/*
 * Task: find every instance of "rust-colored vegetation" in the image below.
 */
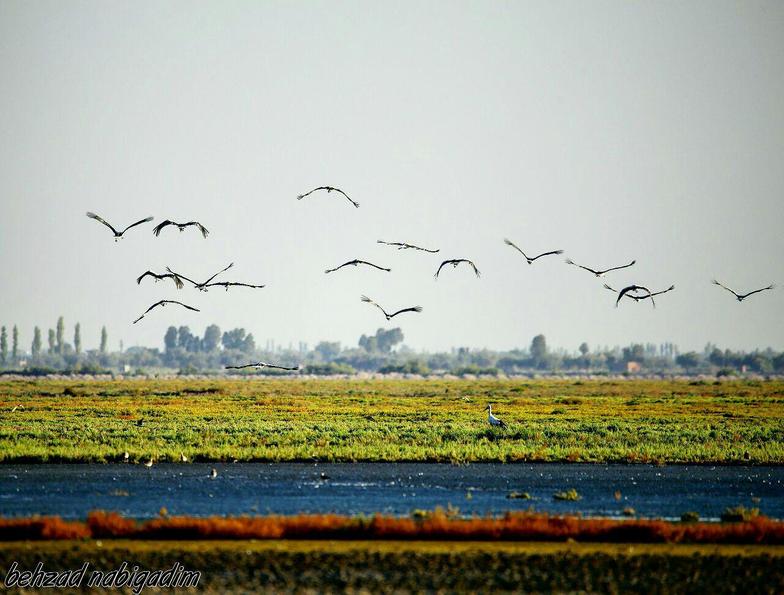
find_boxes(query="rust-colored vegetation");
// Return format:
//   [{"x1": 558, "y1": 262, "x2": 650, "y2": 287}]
[{"x1": 2, "y1": 510, "x2": 784, "y2": 544}]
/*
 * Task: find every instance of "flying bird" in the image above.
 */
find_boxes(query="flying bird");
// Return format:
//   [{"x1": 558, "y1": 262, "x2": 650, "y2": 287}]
[
  {"x1": 503, "y1": 239, "x2": 563, "y2": 264},
  {"x1": 86, "y1": 212, "x2": 153, "y2": 241},
  {"x1": 485, "y1": 405, "x2": 507, "y2": 429},
  {"x1": 297, "y1": 186, "x2": 359, "y2": 208},
  {"x1": 152, "y1": 220, "x2": 209, "y2": 238},
  {"x1": 434, "y1": 259, "x2": 480, "y2": 279},
  {"x1": 325, "y1": 260, "x2": 390, "y2": 274},
  {"x1": 132, "y1": 300, "x2": 200, "y2": 324},
  {"x1": 167, "y1": 263, "x2": 234, "y2": 291},
  {"x1": 203, "y1": 281, "x2": 266, "y2": 291},
  {"x1": 604, "y1": 283, "x2": 675, "y2": 301},
  {"x1": 136, "y1": 270, "x2": 185, "y2": 290},
  {"x1": 712, "y1": 280, "x2": 775, "y2": 302},
  {"x1": 361, "y1": 295, "x2": 423, "y2": 320},
  {"x1": 225, "y1": 361, "x2": 300, "y2": 371},
  {"x1": 377, "y1": 240, "x2": 440, "y2": 253},
  {"x1": 565, "y1": 258, "x2": 636, "y2": 277},
  {"x1": 615, "y1": 285, "x2": 655, "y2": 308}
]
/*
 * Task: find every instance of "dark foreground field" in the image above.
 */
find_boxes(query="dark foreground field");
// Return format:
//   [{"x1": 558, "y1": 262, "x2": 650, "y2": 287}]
[{"x1": 2, "y1": 540, "x2": 782, "y2": 593}]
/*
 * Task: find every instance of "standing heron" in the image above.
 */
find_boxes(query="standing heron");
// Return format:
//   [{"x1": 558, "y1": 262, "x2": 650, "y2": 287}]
[{"x1": 485, "y1": 405, "x2": 507, "y2": 428}]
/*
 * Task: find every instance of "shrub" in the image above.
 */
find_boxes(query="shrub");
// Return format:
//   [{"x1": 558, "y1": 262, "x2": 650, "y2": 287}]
[{"x1": 721, "y1": 506, "x2": 760, "y2": 522}]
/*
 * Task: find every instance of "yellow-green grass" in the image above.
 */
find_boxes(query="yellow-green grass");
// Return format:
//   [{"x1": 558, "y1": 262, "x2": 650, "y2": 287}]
[
  {"x1": 3, "y1": 540, "x2": 783, "y2": 593},
  {"x1": 4, "y1": 538, "x2": 784, "y2": 557},
  {"x1": 1, "y1": 378, "x2": 783, "y2": 463}
]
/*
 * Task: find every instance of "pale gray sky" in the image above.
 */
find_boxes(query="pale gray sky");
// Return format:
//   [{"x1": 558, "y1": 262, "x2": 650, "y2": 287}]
[{"x1": 1, "y1": 1, "x2": 782, "y2": 354}]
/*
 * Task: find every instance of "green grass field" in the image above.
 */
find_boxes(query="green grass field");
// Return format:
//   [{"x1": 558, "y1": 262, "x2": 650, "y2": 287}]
[
  {"x1": 1, "y1": 378, "x2": 783, "y2": 463},
  {"x1": 2, "y1": 540, "x2": 783, "y2": 593}
]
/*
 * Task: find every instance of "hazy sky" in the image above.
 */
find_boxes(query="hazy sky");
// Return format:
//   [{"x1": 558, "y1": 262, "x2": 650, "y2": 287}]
[{"x1": 1, "y1": 1, "x2": 783, "y2": 354}]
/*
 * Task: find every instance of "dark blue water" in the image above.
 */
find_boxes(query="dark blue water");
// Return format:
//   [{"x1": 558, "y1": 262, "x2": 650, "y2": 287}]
[{"x1": 1, "y1": 463, "x2": 781, "y2": 521}]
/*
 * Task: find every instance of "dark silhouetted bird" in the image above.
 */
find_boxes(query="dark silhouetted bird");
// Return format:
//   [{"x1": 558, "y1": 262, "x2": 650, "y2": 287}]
[
  {"x1": 225, "y1": 362, "x2": 300, "y2": 371},
  {"x1": 615, "y1": 285, "x2": 655, "y2": 308},
  {"x1": 136, "y1": 270, "x2": 185, "y2": 289},
  {"x1": 503, "y1": 239, "x2": 563, "y2": 264},
  {"x1": 361, "y1": 295, "x2": 422, "y2": 320},
  {"x1": 325, "y1": 260, "x2": 390, "y2": 274},
  {"x1": 712, "y1": 280, "x2": 775, "y2": 302},
  {"x1": 152, "y1": 220, "x2": 209, "y2": 238},
  {"x1": 566, "y1": 258, "x2": 636, "y2": 277},
  {"x1": 86, "y1": 212, "x2": 153, "y2": 241},
  {"x1": 435, "y1": 259, "x2": 480, "y2": 279},
  {"x1": 604, "y1": 283, "x2": 674, "y2": 302},
  {"x1": 297, "y1": 186, "x2": 359, "y2": 208},
  {"x1": 167, "y1": 263, "x2": 234, "y2": 291},
  {"x1": 133, "y1": 300, "x2": 200, "y2": 324},
  {"x1": 377, "y1": 240, "x2": 439, "y2": 253}
]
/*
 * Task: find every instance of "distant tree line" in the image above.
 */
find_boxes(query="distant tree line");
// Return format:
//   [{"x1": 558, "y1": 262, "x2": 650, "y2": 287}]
[{"x1": 1, "y1": 319, "x2": 783, "y2": 376}]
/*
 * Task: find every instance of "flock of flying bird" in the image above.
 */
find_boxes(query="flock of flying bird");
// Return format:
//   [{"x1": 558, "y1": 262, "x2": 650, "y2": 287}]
[{"x1": 87, "y1": 185, "x2": 777, "y2": 374}]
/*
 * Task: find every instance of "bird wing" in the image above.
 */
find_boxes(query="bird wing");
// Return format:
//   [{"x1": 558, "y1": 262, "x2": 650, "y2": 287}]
[
  {"x1": 603, "y1": 283, "x2": 617, "y2": 293},
  {"x1": 503, "y1": 238, "x2": 528, "y2": 260},
  {"x1": 712, "y1": 279, "x2": 740, "y2": 299},
  {"x1": 434, "y1": 260, "x2": 451, "y2": 278},
  {"x1": 361, "y1": 295, "x2": 389, "y2": 318},
  {"x1": 86, "y1": 212, "x2": 119, "y2": 235},
  {"x1": 565, "y1": 259, "x2": 598, "y2": 275},
  {"x1": 120, "y1": 216, "x2": 154, "y2": 235},
  {"x1": 356, "y1": 260, "x2": 390, "y2": 272},
  {"x1": 600, "y1": 260, "x2": 636, "y2": 275},
  {"x1": 530, "y1": 250, "x2": 564, "y2": 261},
  {"x1": 225, "y1": 363, "x2": 255, "y2": 370},
  {"x1": 202, "y1": 263, "x2": 234, "y2": 285},
  {"x1": 331, "y1": 187, "x2": 359, "y2": 208},
  {"x1": 466, "y1": 260, "x2": 481, "y2": 277},
  {"x1": 165, "y1": 300, "x2": 200, "y2": 312},
  {"x1": 266, "y1": 364, "x2": 300, "y2": 371},
  {"x1": 152, "y1": 220, "x2": 174, "y2": 236},
  {"x1": 616, "y1": 285, "x2": 654, "y2": 308},
  {"x1": 166, "y1": 267, "x2": 199, "y2": 289},
  {"x1": 648, "y1": 285, "x2": 675, "y2": 298},
  {"x1": 296, "y1": 186, "x2": 328, "y2": 200},
  {"x1": 133, "y1": 300, "x2": 165, "y2": 324},
  {"x1": 388, "y1": 306, "x2": 423, "y2": 318},
  {"x1": 192, "y1": 222, "x2": 209, "y2": 238},
  {"x1": 136, "y1": 271, "x2": 155, "y2": 285},
  {"x1": 325, "y1": 261, "x2": 354, "y2": 274},
  {"x1": 205, "y1": 282, "x2": 265, "y2": 290},
  {"x1": 739, "y1": 284, "x2": 775, "y2": 299}
]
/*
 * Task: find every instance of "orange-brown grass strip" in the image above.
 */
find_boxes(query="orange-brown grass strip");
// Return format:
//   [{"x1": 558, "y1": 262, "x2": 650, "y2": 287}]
[
  {"x1": 3, "y1": 511, "x2": 784, "y2": 544},
  {"x1": 0, "y1": 517, "x2": 90, "y2": 540}
]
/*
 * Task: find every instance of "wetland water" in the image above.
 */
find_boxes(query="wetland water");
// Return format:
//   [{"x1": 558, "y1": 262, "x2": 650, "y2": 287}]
[{"x1": 1, "y1": 463, "x2": 781, "y2": 520}]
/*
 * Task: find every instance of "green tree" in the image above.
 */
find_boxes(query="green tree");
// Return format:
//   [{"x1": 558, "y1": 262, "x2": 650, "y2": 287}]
[
  {"x1": 222, "y1": 328, "x2": 250, "y2": 350},
  {"x1": 31, "y1": 327, "x2": 42, "y2": 360},
  {"x1": 315, "y1": 341, "x2": 342, "y2": 360},
  {"x1": 241, "y1": 333, "x2": 255, "y2": 354},
  {"x1": 56, "y1": 316, "x2": 64, "y2": 354},
  {"x1": 164, "y1": 326, "x2": 178, "y2": 351},
  {"x1": 12, "y1": 325, "x2": 18, "y2": 361},
  {"x1": 0, "y1": 326, "x2": 7, "y2": 365},
  {"x1": 531, "y1": 334, "x2": 547, "y2": 364},
  {"x1": 579, "y1": 342, "x2": 589, "y2": 357},
  {"x1": 74, "y1": 323, "x2": 82, "y2": 355},
  {"x1": 48, "y1": 329, "x2": 56, "y2": 354},
  {"x1": 203, "y1": 325, "x2": 221, "y2": 352},
  {"x1": 676, "y1": 352, "x2": 701, "y2": 370},
  {"x1": 376, "y1": 328, "x2": 403, "y2": 353},
  {"x1": 100, "y1": 326, "x2": 108, "y2": 354},
  {"x1": 178, "y1": 326, "x2": 195, "y2": 350}
]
